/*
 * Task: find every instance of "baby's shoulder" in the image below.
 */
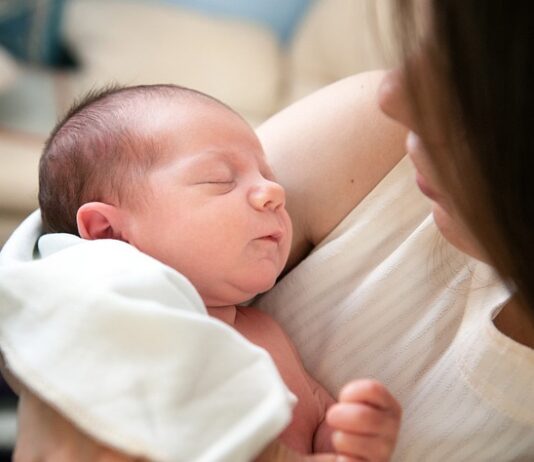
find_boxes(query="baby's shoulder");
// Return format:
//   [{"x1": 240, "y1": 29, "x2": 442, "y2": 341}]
[
  {"x1": 236, "y1": 306, "x2": 296, "y2": 348},
  {"x1": 237, "y1": 305, "x2": 284, "y2": 328}
]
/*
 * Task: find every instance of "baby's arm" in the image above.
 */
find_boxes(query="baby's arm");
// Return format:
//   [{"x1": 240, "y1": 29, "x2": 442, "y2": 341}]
[
  {"x1": 308, "y1": 376, "x2": 336, "y2": 453},
  {"x1": 274, "y1": 318, "x2": 401, "y2": 460},
  {"x1": 326, "y1": 380, "x2": 402, "y2": 462},
  {"x1": 258, "y1": 378, "x2": 402, "y2": 462}
]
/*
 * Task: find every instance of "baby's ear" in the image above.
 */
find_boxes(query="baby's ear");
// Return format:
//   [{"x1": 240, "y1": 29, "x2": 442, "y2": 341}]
[{"x1": 77, "y1": 202, "x2": 125, "y2": 241}]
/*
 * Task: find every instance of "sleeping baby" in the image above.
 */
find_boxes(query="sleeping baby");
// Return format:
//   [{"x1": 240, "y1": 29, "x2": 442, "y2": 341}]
[{"x1": 38, "y1": 84, "x2": 401, "y2": 460}]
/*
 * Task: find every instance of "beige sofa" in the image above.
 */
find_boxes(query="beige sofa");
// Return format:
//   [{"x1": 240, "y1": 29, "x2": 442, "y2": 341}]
[{"x1": 0, "y1": 0, "x2": 392, "y2": 246}]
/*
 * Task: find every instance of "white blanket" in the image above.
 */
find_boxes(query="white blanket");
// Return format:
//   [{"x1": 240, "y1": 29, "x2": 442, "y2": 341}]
[{"x1": 0, "y1": 211, "x2": 294, "y2": 462}]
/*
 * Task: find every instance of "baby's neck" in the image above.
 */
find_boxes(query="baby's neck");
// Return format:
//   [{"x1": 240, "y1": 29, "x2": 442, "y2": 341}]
[{"x1": 207, "y1": 305, "x2": 237, "y2": 326}]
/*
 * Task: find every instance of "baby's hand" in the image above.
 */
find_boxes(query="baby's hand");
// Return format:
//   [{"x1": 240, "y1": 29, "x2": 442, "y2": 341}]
[{"x1": 326, "y1": 379, "x2": 401, "y2": 462}]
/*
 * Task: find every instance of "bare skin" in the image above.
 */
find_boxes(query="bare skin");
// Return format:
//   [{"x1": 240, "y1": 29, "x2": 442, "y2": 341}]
[
  {"x1": 493, "y1": 296, "x2": 534, "y2": 350},
  {"x1": 13, "y1": 380, "x2": 400, "y2": 462},
  {"x1": 13, "y1": 389, "x2": 148, "y2": 462},
  {"x1": 257, "y1": 71, "x2": 407, "y2": 272}
]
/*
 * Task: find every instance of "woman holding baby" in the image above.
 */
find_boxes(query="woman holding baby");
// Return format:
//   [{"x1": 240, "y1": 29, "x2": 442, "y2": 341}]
[{"x1": 7, "y1": 1, "x2": 534, "y2": 461}]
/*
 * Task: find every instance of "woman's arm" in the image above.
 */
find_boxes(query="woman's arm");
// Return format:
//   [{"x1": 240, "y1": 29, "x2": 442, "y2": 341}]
[
  {"x1": 257, "y1": 71, "x2": 407, "y2": 271},
  {"x1": 13, "y1": 389, "x2": 145, "y2": 462},
  {"x1": 15, "y1": 391, "x2": 330, "y2": 462}
]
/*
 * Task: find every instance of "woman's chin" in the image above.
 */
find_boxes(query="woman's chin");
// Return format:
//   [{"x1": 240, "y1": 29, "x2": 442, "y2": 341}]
[{"x1": 432, "y1": 204, "x2": 486, "y2": 261}]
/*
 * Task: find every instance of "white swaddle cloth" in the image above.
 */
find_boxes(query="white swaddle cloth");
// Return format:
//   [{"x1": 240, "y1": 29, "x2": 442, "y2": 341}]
[{"x1": 0, "y1": 211, "x2": 294, "y2": 462}]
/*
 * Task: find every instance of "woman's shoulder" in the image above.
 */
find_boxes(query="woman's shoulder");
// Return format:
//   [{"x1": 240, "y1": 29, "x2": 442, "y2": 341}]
[{"x1": 257, "y1": 71, "x2": 407, "y2": 270}]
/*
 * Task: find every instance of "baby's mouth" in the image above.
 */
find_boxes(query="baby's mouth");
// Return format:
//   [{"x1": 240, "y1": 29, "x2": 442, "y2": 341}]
[{"x1": 258, "y1": 231, "x2": 283, "y2": 244}]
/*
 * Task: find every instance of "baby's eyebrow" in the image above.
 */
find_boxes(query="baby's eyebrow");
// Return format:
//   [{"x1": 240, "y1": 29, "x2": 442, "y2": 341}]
[
  {"x1": 196, "y1": 150, "x2": 254, "y2": 169},
  {"x1": 201, "y1": 150, "x2": 234, "y2": 161},
  {"x1": 181, "y1": 151, "x2": 233, "y2": 169},
  {"x1": 185, "y1": 149, "x2": 273, "y2": 178}
]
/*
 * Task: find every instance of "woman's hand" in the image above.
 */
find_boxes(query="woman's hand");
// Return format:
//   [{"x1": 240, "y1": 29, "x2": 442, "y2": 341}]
[
  {"x1": 326, "y1": 379, "x2": 402, "y2": 462},
  {"x1": 13, "y1": 389, "x2": 145, "y2": 462}
]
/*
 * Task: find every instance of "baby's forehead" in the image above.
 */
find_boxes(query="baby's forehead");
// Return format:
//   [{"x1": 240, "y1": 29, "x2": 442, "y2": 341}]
[
  {"x1": 120, "y1": 94, "x2": 267, "y2": 175},
  {"x1": 145, "y1": 103, "x2": 259, "y2": 148},
  {"x1": 132, "y1": 96, "x2": 244, "y2": 137},
  {"x1": 135, "y1": 91, "x2": 235, "y2": 121}
]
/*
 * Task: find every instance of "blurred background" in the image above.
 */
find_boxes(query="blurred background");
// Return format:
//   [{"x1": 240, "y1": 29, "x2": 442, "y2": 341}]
[{"x1": 0, "y1": 0, "x2": 392, "y2": 457}]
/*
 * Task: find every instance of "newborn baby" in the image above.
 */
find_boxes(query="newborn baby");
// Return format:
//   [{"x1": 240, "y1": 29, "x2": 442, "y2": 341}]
[{"x1": 39, "y1": 84, "x2": 400, "y2": 459}]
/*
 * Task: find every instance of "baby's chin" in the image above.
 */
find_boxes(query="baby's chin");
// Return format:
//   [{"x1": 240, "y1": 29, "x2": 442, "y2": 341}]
[
  {"x1": 249, "y1": 268, "x2": 283, "y2": 294},
  {"x1": 203, "y1": 275, "x2": 279, "y2": 307}
]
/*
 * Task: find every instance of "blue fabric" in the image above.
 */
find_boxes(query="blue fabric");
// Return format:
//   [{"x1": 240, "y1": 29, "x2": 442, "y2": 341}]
[
  {"x1": 0, "y1": 0, "x2": 66, "y2": 66},
  {"x1": 160, "y1": 0, "x2": 313, "y2": 43}
]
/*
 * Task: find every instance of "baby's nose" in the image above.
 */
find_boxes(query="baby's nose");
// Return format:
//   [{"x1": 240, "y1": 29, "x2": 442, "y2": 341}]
[{"x1": 249, "y1": 180, "x2": 286, "y2": 211}]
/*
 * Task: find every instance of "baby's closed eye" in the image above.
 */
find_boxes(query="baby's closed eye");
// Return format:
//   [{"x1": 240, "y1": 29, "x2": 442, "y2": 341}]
[
  {"x1": 194, "y1": 164, "x2": 235, "y2": 184},
  {"x1": 198, "y1": 178, "x2": 236, "y2": 194},
  {"x1": 201, "y1": 178, "x2": 235, "y2": 184},
  {"x1": 188, "y1": 169, "x2": 235, "y2": 185}
]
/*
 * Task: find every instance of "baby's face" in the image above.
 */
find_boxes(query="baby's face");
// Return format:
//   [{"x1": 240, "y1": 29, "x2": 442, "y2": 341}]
[{"x1": 123, "y1": 101, "x2": 292, "y2": 307}]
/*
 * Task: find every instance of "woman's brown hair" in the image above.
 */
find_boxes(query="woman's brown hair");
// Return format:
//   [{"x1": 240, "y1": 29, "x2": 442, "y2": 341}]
[{"x1": 392, "y1": 1, "x2": 533, "y2": 317}]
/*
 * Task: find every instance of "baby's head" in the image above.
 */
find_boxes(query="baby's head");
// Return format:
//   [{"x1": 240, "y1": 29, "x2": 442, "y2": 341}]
[
  {"x1": 40, "y1": 84, "x2": 292, "y2": 306},
  {"x1": 40, "y1": 84, "x2": 230, "y2": 235}
]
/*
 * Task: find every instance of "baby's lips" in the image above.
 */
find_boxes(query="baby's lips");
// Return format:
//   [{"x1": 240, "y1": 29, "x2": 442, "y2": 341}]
[
  {"x1": 268, "y1": 230, "x2": 284, "y2": 242},
  {"x1": 256, "y1": 229, "x2": 284, "y2": 243}
]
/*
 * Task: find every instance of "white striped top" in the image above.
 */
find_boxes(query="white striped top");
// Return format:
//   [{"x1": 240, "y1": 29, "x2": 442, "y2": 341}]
[{"x1": 256, "y1": 156, "x2": 534, "y2": 461}]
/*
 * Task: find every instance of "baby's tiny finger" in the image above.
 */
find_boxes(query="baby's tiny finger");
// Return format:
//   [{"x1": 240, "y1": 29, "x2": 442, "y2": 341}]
[
  {"x1": 326, "y1": 403, "x2": 399, "y2": 436},
  {"x1": 332, "y1": 431, "x2": 392, "y2": 462},
  {"x1": 339, "y1": 380, "x2": 401, "y2": 417},
  {"x1": 333, "y1": 455, "x2": 365, "y2": 462}
]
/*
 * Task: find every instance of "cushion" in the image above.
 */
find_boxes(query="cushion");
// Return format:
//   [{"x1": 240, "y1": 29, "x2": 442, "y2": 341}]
[
  {"x1": 63, "y1": 0, "x2": 283, "y2": 123},
  {"x1": 0, "y1": 67, "x2": 58, "y2": 135},
  {"x1": 0, "y1": 46, "x2": 17, "y2": 92},
  {"x1": 0, "y1": 134, "x2": 40, "y2": 215},
  {"x1": 285, "y1": 0, "x2": 394, "y2": 103},
  {"x1": 159, "y1": 0, "x2": 313, "y2": 43},
  {"x1": 0, "y1": 0, "x2": 67, "y2": 67}
]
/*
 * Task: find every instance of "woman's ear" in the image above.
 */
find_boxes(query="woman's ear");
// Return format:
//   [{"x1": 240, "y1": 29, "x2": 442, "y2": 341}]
[{"x1": 77, "y1": 202, "x2": 125, "y2": 240}]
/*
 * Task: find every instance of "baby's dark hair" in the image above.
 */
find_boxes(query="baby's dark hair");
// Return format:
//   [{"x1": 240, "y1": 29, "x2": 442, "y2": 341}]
[{"x1": 39, "y1": 84, "x2": 234, "y2": 235}]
